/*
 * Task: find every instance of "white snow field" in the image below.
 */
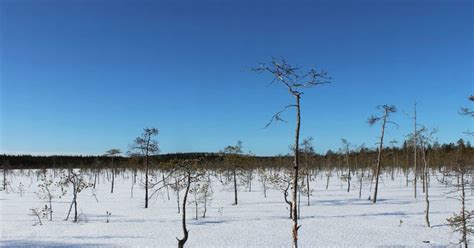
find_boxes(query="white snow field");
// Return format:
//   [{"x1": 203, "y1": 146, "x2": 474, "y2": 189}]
[{"x1": 0, "y1": 169, "x2": 471, "y2": 247}]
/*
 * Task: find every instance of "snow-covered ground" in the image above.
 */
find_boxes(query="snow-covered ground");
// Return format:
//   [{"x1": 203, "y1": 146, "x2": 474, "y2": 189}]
[{"x1": 0, "y1": 169, "x2": 471, "y2": 247}]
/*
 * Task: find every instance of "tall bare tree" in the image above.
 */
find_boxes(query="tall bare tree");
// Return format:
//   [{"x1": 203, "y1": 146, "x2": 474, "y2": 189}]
[
  {"x1": 131, "y1": 128, "x2": 159, "y2": 208},
  {"x1": 253, "y1": 58, "x2": 330, "y2": 248},
  {"x1": 368, "y1": 105, "x2": 397, "y2": 203},
  {"x1": 105, "y1": 148, "x2": 121, "y2": 194},
  {"x1": 223, "y1": 141, "x2": 244, "y2": 205}
]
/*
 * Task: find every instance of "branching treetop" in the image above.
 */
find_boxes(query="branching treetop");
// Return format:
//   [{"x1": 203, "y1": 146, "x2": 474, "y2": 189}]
[
  {"x1": 367, "y1": 105, "x2": 398, "y2": 126},
  {"x1": 130, "y1": 128, "x2": 160, "y2": 155},
  {"x1": 252, "y1": 57, "x2": 331, "y2": 127},
  {"x1": 252, "y1": 57, "x2": 331, "y2": 96}
]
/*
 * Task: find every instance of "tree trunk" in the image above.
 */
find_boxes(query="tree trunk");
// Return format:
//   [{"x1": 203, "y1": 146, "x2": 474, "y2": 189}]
[
  {"x1": 297, "y1": 189, "x2": 301, "y2": 219},
  {"x1": 176, "y1": 178, "x2": 181, "y2": 213},
  {"x1": 177, "y1": 173, "x2": 191, "y2": 248},
  {"x1": 47, "y1": 188, "x2": 53, "y2": 221},
  {"x1": 346, "y1": 154, "x2": 351, "y2": 192},
  {"x1": 263, "y1": 177, "x2": 267, "y2": 198},
  {"x1": 373, "y1": 110, "x2": 387, "y2": 203},
  {"x1": 3, "y1": 163, "x2": 6, "y2": 191},
  {"x1": 111, "y1": 157, "x2": 115, "y2": 194},
  {"x1": 292, "y1": 95, "x2": 301, "y2": 248},
  {"x1": 306, "y1": 173, "x2": 310, "y2": 206},
  {"x1": 66, "y1": 196, "x2": 74, "y2": 221},
  {"x1": 74, "y1": 196, "x2": 78, "y2": 222},
  {"x1": 421, "y1": 146, "x2": 430, "y2": 227},
  {"x1": 202, "y1": 191, "x2": 207, "y2": 218},
  {"x1": 248, "y1": 171, "x2": 252, "y2": 192},
  {"x1": 460, "y1": 171, "x2": 468, "y2": 248},
  {"x1": 194, "y1": 190, "x2": 198, "y2": 220},
  {"x1": 93, "y1": 170, "x2": 97, "y2": 189},
  {"x1": 233, "y1": 167, "x2": 238, "y2": 205},
  {"x1": 359, "y1": 170, "x2": 364, "y2": 199},
  {"x1": 326, "y1": 173, "x2": 330, "y2": 190},
  {"x1": 424, "y1": 168, "x2": 430, "y2": 227},
  {"x1": 145, "y1": 154, "x2": 149, "y2": 208},
  {"x1": 284, "y1": 182, "x2": 292, "y2": 219}
]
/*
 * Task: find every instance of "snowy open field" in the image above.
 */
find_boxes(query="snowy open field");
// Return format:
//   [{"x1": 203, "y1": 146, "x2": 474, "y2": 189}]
[{"x1": 0, "y1": 169, "x2": 471, "y2": 247}]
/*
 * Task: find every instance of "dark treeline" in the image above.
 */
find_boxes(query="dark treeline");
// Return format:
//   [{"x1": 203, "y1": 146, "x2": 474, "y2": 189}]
[{"x1": 2, "y1": 139, "x2": 473, "y2": 171}]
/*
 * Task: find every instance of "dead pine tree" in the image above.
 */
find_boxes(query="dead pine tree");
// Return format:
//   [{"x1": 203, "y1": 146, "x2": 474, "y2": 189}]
[
  {"x1": 253, "y1": 57, "x2": 331, "y2": 248},
  {"x1": 105, "y1": 148, "x2": 121, "y2": 194},
  {"x1": 178, "y1": 170, "x2": 191, "y2": 248},
  {"x1": 367, "y1": 105, "x2": 397, "y2": 203},
  {"x1": 175, "y1": 159, "x2": 204, "y2": 248},
  {"x1": 130, "y1": 127, "x2": 159, "y2": 209}
]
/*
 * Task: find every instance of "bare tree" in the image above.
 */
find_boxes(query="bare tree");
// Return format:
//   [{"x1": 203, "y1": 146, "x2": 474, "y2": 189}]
[
  {"x1": 253, "y1": 57, "x2": 330, "y2": 248},
  {"x1": 222, "y1": 141, "x2": 244, "y2": 205},
  {"x1": 178, "y1": 170, "x2": 191, "y2": 248},
  {"x1": 174, "y1": 159, "x2": 204, "y2": 248},
  {"x1": 446, "y1": 160, "x2": 473, "y2": 248},
  {"x1": 130, "y1": 128, "x2": 159, "y2": 208},
  {"x1": 105, "y1": 148, "x2": 121, "y2": 194},
  {"x1": 36, "y1": 173, "x2": 63, "y2": 221},
  {"x1": 59, "y1": 169, "x2": 92, "y2": 222},
  {"x1": 269, "y1": 171, "x2": 294, "y2": 219},
  {"x1": 367, "y1": 105, "x2": 397, "y2": 203},
  {"x1": 418, "y1": 127, "x2": 437, "y2": 227}
]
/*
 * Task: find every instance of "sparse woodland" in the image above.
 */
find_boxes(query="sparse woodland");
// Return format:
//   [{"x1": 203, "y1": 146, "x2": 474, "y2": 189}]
[{"x1": 1, "y1": 67, "x2": 473, "y2": 247}]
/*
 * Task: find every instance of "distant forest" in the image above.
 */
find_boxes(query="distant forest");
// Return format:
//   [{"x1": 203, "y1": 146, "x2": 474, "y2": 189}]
[{"x1": 2, "y1": 138, "x2": 473, "y2": 171}]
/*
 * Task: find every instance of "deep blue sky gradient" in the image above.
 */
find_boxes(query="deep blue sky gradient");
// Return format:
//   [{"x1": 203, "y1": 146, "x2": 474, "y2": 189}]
[{"x1": 1, "y1": 0, "x2": 472, "y2": 155}]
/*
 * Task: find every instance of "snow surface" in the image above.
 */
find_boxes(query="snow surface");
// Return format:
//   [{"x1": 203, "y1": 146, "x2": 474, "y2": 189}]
[{"x1": 0, "y1": 169, "x2": 471, "y2": 247}]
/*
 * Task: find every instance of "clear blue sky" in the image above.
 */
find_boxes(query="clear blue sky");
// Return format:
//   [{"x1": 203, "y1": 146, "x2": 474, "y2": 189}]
[{"x1": 1, "y1": 0, "x2": 472, "y2": 156}]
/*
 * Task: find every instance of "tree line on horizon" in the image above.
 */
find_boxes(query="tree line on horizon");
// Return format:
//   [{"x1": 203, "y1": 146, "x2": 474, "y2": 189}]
[{"x1": 1, "y1": 138, "x2": 473, "y2": 170}]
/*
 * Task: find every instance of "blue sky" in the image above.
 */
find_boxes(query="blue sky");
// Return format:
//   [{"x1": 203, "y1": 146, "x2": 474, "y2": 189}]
[{"x1": 1, "y1": 0, "x2": 472, "y2": 156}]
